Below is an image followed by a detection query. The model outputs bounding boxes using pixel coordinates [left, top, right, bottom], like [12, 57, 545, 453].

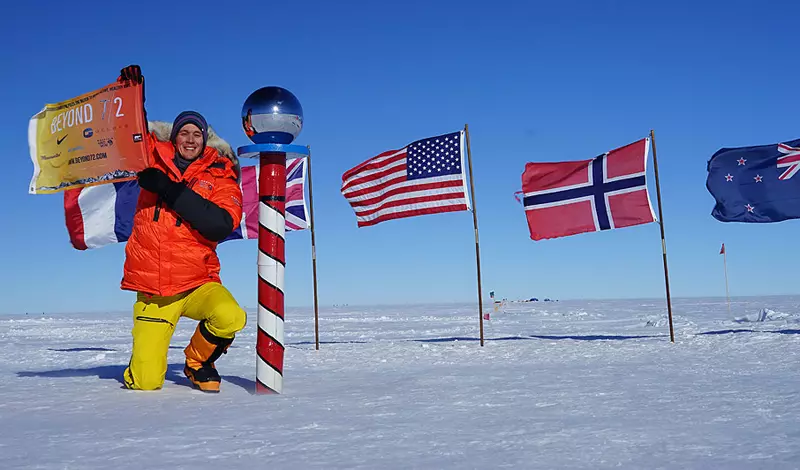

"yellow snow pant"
[123, 282, 247, 390]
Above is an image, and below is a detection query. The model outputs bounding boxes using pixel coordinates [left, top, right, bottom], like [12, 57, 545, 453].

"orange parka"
[121, 130, 243, 297]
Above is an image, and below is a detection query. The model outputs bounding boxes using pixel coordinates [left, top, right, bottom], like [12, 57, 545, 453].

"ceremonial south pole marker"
[237, 87, 306, 394]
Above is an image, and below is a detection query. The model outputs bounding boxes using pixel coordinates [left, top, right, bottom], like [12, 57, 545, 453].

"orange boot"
[183, 321, 233, 393]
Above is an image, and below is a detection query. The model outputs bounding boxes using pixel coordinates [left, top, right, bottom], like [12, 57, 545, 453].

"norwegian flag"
[521, 138, 657, 240]
[777, 143, 800, 180]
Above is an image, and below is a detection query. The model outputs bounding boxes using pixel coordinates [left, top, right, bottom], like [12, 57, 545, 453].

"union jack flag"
[777, 143, 800, 180]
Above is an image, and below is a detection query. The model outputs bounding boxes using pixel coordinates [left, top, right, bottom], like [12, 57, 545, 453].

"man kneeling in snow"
[118, 65, 246, 393]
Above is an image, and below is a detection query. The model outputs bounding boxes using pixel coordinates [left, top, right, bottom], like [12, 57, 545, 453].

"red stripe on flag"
[64, 189, 88, 250]
[341, 153, 407, 191]
[256, 328, 284, 374]
[357, 204, 469, 227]
[342, 149, 404, 181]
[349, 178, 465, 208]
[285, 182, 304, 204]
[286, 157, 301, 174]
[341, 171, 407, 200]
[355, 191, 468, 218]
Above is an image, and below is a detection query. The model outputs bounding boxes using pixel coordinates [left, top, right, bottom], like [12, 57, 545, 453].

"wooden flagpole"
[306, 146, 321, 350]
[649, 129, 675, 343]
[464, 124, 485, 347]
[722, 244, 731, 315]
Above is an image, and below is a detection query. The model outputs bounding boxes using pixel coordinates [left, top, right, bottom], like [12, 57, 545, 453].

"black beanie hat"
[170, 111, 208, 147]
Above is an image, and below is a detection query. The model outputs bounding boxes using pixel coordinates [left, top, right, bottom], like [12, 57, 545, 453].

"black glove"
[138, 168, 181, 201]
[119, 64, 143, 84]
[118, 64, 148, 124]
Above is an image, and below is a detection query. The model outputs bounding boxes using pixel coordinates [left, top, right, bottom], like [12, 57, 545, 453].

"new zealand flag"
[706, 138, 800, 223]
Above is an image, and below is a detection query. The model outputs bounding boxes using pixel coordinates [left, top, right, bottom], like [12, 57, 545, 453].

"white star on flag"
[745, 204, 755, 212]
[737, 157, 747, 165]
[725, 174, 734, 182]
[754, 174, 763, 182]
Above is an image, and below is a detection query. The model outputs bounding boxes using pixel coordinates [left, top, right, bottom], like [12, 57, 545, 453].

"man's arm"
[164, 184, 237, 242]
[138, 168, 242, 242]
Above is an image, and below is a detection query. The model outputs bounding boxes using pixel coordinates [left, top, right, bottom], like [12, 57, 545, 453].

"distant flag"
[340, 130, 470, 227]
[520, 138, 656, 240]
[706, 138, 800, 223]
[64, 158, 309, 250]
[720, 242, 731, 313]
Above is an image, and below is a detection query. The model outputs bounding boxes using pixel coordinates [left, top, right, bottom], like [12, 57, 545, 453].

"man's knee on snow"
[125, 362, 167, 390]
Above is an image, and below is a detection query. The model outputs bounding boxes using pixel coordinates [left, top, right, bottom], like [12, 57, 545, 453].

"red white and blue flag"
[64, 158, 310, 250]
[706, 138, 800, 223]
[521, 138, 656, 240]
[777, 143, 800, 180]
[341, 130, 471, 227]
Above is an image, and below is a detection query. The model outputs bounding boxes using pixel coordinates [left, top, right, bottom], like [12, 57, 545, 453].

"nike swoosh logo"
[57, 135, 67, 145]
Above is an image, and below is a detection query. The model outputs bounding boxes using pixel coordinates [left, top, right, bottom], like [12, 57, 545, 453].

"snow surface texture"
[2, 296, 799, 469]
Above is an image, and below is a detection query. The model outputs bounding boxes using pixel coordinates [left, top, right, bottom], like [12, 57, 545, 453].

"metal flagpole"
[306, 146, 321, 350]
[650, 129, 675, 343]
[464, 124, 485, 347]
[722, 244, 731, 315]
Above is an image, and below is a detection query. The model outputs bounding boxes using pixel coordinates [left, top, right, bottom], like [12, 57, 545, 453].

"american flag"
[341, 130, 471, 227]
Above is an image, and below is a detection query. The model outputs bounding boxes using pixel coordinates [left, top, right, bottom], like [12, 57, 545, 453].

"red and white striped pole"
[256, 151, 286, 394]
[239, 85, 305, 393]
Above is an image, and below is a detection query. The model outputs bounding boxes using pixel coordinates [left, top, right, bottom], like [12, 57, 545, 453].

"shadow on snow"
[16, 363, 256, 394]
[47, 347, 117, 352]
[415, 330, 800, 343]
[413, 333, 667, 343]
[696, 328, 800, 336]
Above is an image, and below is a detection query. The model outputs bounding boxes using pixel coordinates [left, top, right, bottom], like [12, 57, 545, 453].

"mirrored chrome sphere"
[241, 87, 303, 144]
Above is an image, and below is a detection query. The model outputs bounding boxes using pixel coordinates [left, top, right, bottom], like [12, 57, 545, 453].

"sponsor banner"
[28, 80, 149, 194]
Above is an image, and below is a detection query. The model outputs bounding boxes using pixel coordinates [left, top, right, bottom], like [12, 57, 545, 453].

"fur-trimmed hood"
[148, 120, 240, 181]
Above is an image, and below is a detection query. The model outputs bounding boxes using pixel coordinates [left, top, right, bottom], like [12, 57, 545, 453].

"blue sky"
[1, 1, 798, 314]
